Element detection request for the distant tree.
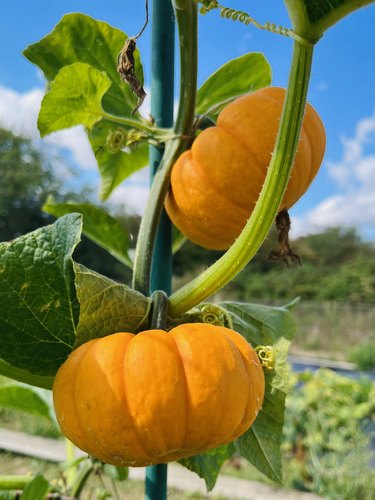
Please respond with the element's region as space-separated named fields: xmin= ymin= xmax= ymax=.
xmin=293 ymin=227 xmax=373 ymax=265
xmin=0 ymin=128 xmax=131 ymax=283
xmin=225 ymin=228 xmax=375 ymax=303
xmin=0 ymin=128 xmax=61 ymax=240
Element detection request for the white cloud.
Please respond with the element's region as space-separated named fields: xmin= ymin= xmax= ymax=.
xmin=0 ymin=83 xmax=155 ymax=211
xmin=46 ymin=128 xmax=97 ymax=170
xmin=291 ymin=111 xmax=375 ymax=239
xmin=0 ymin=84 xmax=97 ymax=170
xmin=107 ymin=168 xmax=150 ymax=215
xmin=0 ymin=85 xmax=42 ymax=138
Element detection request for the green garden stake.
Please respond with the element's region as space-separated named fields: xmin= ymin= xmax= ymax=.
xmin=145 ymin=0 xmax=175 ymax=498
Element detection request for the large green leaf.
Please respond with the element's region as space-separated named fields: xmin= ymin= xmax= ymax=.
xmin=221 ymin=302 xmax=295 ymax=346
xmin=38 ymin=62 xmax=111 ymax=137
xmin=179 ymin=443 xmax=235 ymax=492
xmin=220 ymin=302 xmax=295 ymax=483
xmin=0 ymin=383 xmax=54 ymax=422
xmin=23 ymin=12 xmax=141 ymax=115
xmin=88 ymin=120 xmax=149 ymax=201
xmin=43 ymin=196 xmax=132 ymax=268
xmin=74 ymin=263 xmax=150 ymax=347
xmin=196 ymin=53 xmax=272 ymax=119
xmin=0 ymin=214 xmax=81 ymax=376
xmin=284 ymin=0 xmax=375 ymax=41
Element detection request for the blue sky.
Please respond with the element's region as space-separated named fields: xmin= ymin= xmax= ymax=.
xmin=0 ymin=1 xmax=374 ymax=239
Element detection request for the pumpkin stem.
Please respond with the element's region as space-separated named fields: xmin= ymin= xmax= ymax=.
xmin=150 ymin=290 xmax=169 ymax=330
xmin=268 ymin=209 xmax=301 ymax=266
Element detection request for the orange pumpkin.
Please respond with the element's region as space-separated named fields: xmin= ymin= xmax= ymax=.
xmin=165 ymin=86 xmax=326 ymax=250
xmin=53 ymin=323 xmax=265 ymax=467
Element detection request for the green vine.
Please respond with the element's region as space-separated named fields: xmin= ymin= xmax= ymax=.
xmin=168 ymin=39 xmax=314 ymax=317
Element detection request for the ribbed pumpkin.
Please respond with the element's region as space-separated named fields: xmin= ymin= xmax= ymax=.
xmin=53 ymin=323 xmax=265 ymax=467
xmin=165 ymin=86 xmax=326 ymax=250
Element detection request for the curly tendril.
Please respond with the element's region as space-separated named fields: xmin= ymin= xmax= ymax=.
xmin=197 ymin=1 xmax=312 ymax=46
xmin=106 ymin=128 xmax=127 ymax=153
xmin=199 ymin=304 xmax=233 ymax=329
xmin=255 ymin=345 xmax=276 ymax=371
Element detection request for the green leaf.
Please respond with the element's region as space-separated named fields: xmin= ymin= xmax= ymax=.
xmin=88 ymin=120 xmax=149 ymax=201
xmin=23 ymin=12 xmax=142 ymax=116
xmin=0 ymin=383 xmax=54 ymax=422
xmin=221 ymin=302 xmax=295 ymax=483
xmin=38 ymin=62 xmax=111 ymax=137
xmin=238 ymin=338 xmax=290 ymax=483
xmin=74 ymin=263 xmax=150 ymax=347
xmin=221 ymin=302 xmax=295 ymax=345
xmin=196 ymin=53 xmax=272 ymax=119
xmin=20 ymin=475 xmax=50 ymax=500
xmin=43 ymin=196 xmax=132 ymax=268
xmin=284 ymin=0 xmax=375 ymax=41
xmin=24 ymin=13 xmax=147 ymax=200
xmin=179 ymin=443 xmax=236 ymax=492
xmin=102 ymin=464 xmax=129 ymax=482
xmin=0 ymin=214 xmax=81 ymax=376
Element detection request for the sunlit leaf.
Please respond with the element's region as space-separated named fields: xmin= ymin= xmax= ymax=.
xmin=23 ymin=12 xmax=141 ymax=115
xmin=24 ymin=13 xmax=147 ymax=199
xmin=38 ymin=63 xmax=111 ymax=137
xmin=196 ymin=53 xmax=272 ymax=119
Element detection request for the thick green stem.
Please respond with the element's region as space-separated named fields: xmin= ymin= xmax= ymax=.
xmin=0 ymin=476 xmax=32 ymax=490
xmin=168 ymin=40 xmax=314 ymax=318
xmin=64 ymin=439 xmax=78 ymax=491
xmin=132 ymin=1 xmax=198 ymax=295
xmin=70 ymin=459 xmax=94 ymax=499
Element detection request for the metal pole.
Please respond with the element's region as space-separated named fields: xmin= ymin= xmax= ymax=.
xmin=145 ymin=0 xmax=175 ymax=498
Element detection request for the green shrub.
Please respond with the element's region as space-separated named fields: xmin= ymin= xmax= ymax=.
xmin=283 ymin=369 xmax=375 ymax=499
xmin=349 ymin=341 xmax=375 ymax=371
